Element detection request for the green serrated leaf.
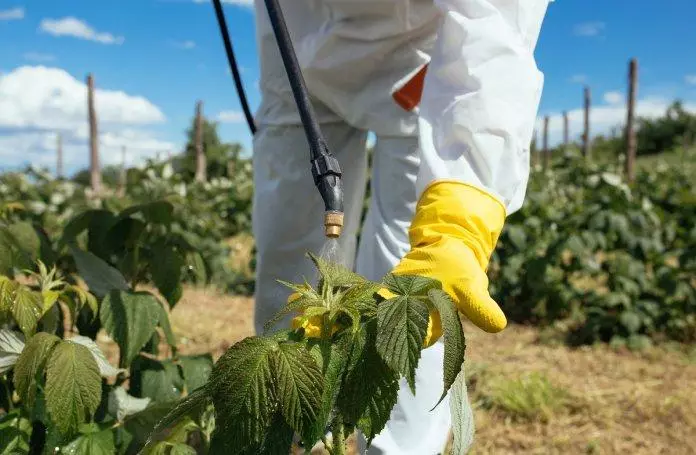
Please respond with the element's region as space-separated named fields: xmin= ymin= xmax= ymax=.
xmin=118 ymin=201 xmax=174 ymax=225
xmin=69 ymin=335 xmax=125 ymax=377
xmin=123 ymin=401 xmax=177 ymax=452
xmin=209 ymin=337 xmax=277 ymax=452
xmin=179 ymin=354 xmax=213 ymax=392
xmin=130 ymin=357 xmax=185 ymax=403
xmin=70 ymin=246 xmax=130 ymax=297
xmin=100 ymin=291 xmax=161 ymax=366
xmin=148 ymin=387 xmax=210 ymax=445
xmin=156 ymin=303 xmax=177 ymax=350
xmin=336 ymin=320 xmax=399 ymax=446
xmin=0 ymin=410 xmax=32 ymax=455
xmin=13 ymin=332 xmax=61 ymax=408
xmin=150 ymin=243 xmax=184 ymax=308
xmin=339 ymin=282 xmax=380 ymax=316
xmin=61 ymin=426 xmax=115 ymax=454
xmin=209 ymin=411 xmax=293 ymax=455
xmin=10 ymin=285 xmax=43 ymax=337
xmin=304 ymin=337 xmax=351 ymax=445
xmin=263 ymin=283 xmax=322 ymax=333
xmin=382 ymin=274 xmax=441 ymax=297
xmin=428 ymin=289 xmax=465 ymax=408
xmin=376 ymin=295 xmax=429 ymax=391
xmin=307 ymin=252 xmax=365 ymax=289
xmin=272 ymin=342 xmax=323 ymax=435
xmin=6 ymin=222 xmax=41 ymax=269
xmin=45 ymin=340 xmax=102 ymax=435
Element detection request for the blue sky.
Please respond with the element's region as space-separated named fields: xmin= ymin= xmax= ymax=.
xmin=1 ymin=0 xmax=696 ymax=174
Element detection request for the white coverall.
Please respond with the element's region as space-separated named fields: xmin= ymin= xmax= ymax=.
xmin=251 ymin=1 xmax=550 ymax=453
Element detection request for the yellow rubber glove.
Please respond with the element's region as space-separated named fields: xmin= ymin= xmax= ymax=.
xmin=290 ymin=180 xmax=507 ymax=346
xmin=387 ymin=180 xmax=508 ymax=347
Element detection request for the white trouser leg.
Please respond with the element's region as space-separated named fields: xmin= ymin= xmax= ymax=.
xmin=355 ymin=135 xmax=456 ymax=455
xmin=252 ymin=122 xmax=368 ymax=335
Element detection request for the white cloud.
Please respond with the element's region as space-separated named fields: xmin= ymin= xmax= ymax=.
xmin=173 ymin=40 xmax=196 ymax=50
xmin=23 ymin=52 xmax=56 ymax=63
xmin=685 ymin=74 xmax=696 ymax=86
xmin=217 ymin=110 xmax=245 ymax=123
xmin=0 ymin=66 xmax=171 ymax=172
xmin=193 ymin=0 xmax=253 ymax=7
xmin=39 ymin=17 xmax=124 ymax=45
xmin=573 ymin=21 xmax=606 ymax=37
xmin=0 ymin=7 xmax=24 ymax=21
xmin=603 ymin=91 xmax=623 ymax=105
xmin=536 ymin=97 xmax=696 ymax=148
xmin=569 ymin=74 xmax=587 ymax=84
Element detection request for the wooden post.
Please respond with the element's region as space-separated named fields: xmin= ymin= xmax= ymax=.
xmin=625 ymin=58 xmax=638 ymax=183
xmin=543 ymin=116 xmax=550 ymax=170
xmin=56 ymin=132 xmax=63 ymax=179
xmin=582 ymin=87 xmax=591 ymax=159
xmin=194 ymin=100 xmax=206 ymax=183
xmin=563 ymin=111 xmax=569 ymax=147
xmin=87 ymin=74 xmax=101 ymax=193
xmin=531 ymin=129 xmax=538 ymax=168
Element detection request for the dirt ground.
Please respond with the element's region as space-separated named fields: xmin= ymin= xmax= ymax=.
xmin=98 ymin=286 xmax=696 ymax=454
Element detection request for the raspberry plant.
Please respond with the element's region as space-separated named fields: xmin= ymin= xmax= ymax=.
xmin=147 ymin=253 xmax=469 ymax=454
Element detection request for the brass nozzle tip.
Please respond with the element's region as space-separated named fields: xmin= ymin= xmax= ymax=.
xmin=324 ymin=211 xmax=344 ymax=238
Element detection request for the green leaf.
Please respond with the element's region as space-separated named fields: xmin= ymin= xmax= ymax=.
xmin=119 ymin=201 xmax=174 ymax=225
xmin=100 ymin=291 xmax=161 ymax=366
xmin=10 ymin=285 xmax=43 ymax=337
xmin=6 ymin=222 xmax=41 ymax=269
xmin=148 ymin=387 xmax=210 ymax=445
xmin=61 ymin=426 xmax=115 ymax=454
xmin=428 ymin=289 xmax=466 ymax=408
xmin=449 ymin=369 xmax=474 ymax=454
xmin=156 ymin=304 xmax=177 ymax=350
xmin=376 ymin=295 xmax=429 ymax=391
xmin=336 ymin=320 xmax=398 ymax=446
xmin=45 ymin=340 xmax=102 ymax=435
xmin=209 ymin=412 xmax=293 ymax=455
xmin=505 ymin=225 xmax=527 ymax=250
xmin=304 ymin=337 xmax=351 ymax=445
xmin=179 ymin=354 xmax=213 ymax=392
xmin=130 ymin=357 xmax=185 ymax=403
xmin=338 ymin=282 xmax=381 ymax=316
xmin=13 ymin=332 xmax=61 ymax=408
xmin=183 ymin=251 xmax=207 ymax=285
xmin=209 ymin=337 xmax=277 ymax=452
xmin=0 ymin=411 xmax=32 ymax=455
xmin=123 ymin=401 xmax=178 ymax=452
xmin=60 ymin=210 xmax=112 ymax=246
xmin=146 ymin=441 xmax=196 ymax=455
xmin=70 ymin=246 xmax=129 ymax=297
xmin=263 ymin=282 xmax=322 ymax=333
xmin=382 ymin=273 xmax=441 ymax=297
xmin=150 ymin=244 xmax=184 ymax=307
xmin=619 ymin=311 xmax=642 ymax=334
xmin=307 ymin=252 xmax=365 ymax=289
xmin=272 ymin=342 xmax=323 ymax=435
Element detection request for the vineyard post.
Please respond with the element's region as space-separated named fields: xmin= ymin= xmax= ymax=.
xmin=56 ymin=132 xmax=63 ymax=180
xmin=625 ymin=58 xmax=638 ymax=183
xmin=543 ymin=115 xmax=550 ymax=170
xmin=582 ymin=86 xmax=591 ymax=159
xmin=531 ymin=129 xmax=538 ymax=169
xmin=87 ymin=73 xmax=102 ymax=193
xmin=563 ymin=111 xmax=569 ymax=148
xmin=195 ymin=100 xmax=207 ymax=183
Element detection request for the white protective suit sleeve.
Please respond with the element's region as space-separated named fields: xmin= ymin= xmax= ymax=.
xmin=417 ymin=0 xmax=551 ymax=215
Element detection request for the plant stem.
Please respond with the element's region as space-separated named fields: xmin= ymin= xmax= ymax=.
xmin=331 ymin=415 xmax=346 ymax=455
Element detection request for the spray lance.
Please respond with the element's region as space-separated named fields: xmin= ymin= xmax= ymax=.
xmin=211 ymin=0 xmax=344 ymax=238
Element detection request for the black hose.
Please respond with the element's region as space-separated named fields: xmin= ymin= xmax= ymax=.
xmin=262 ymin=0 xmax=343 ymax=214
xmin=211 ymin=0 xmax=257 ymax=135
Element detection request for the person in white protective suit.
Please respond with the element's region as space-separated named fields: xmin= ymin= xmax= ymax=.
xmin=251 ymin=0 xmax=551 ymax=453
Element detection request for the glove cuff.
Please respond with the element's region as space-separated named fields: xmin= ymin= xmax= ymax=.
xmin=409 ymin=180 xmax=506 ymax=268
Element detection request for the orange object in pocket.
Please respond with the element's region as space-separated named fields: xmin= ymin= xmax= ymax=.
xmin=392 ymin=64 xmax=428 ymax=111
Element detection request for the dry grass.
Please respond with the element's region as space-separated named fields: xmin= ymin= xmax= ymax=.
xmin=97 ymin=287 xmax=696 ymax=454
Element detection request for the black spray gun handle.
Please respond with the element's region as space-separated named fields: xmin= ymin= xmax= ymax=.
xmin=262 ymin=0 xmax=345 ymax=238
